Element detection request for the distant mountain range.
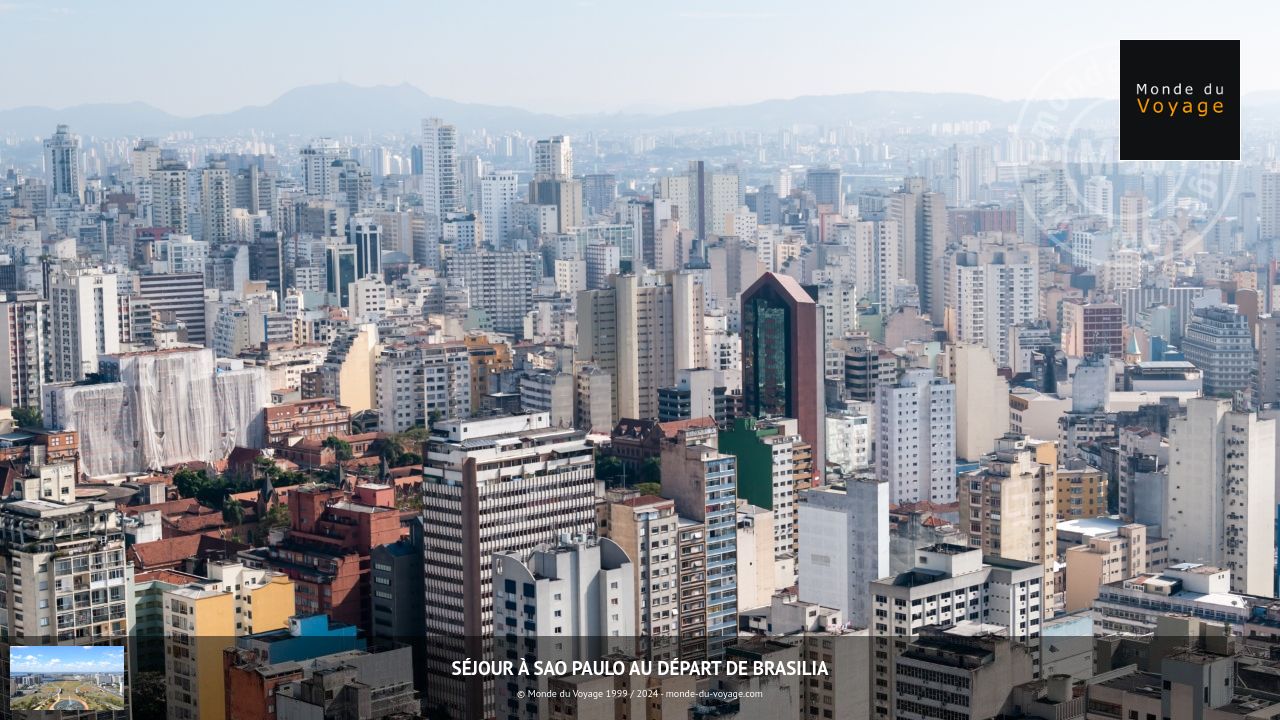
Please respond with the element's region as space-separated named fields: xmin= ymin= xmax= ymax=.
xmin=3 ymin=82 xmax=1280 ymax=138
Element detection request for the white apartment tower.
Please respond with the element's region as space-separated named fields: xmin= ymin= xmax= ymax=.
xmin=48 ymin=266 xmax=120 ymax=382
xmin=479 ymin=171 xmax=519 ymax=248
xmin=1164 ymin=397 xmax=1276 ymax=596
xmin=945 ymin=233 xmax=1038 ymax=368
xmin=876 ymin=368 xmax=957 ymax=504
xmin=421 ymin=118 xmax=460 ymax=244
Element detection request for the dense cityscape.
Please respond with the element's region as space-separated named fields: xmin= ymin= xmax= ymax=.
xmin=3 ymin=17 xmax=1280 ymax=719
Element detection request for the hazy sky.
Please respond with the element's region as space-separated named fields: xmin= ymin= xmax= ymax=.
xmin=9 ymin=645 xmax=124 ymax=674
xmin=0 ymin=0 xmax=1271 ymax=115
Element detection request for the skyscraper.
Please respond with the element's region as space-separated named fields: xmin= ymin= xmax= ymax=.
xmin=888 ymin=179 xmax=947 ymax=321
xmin=739 ymin=272 xmax=825 ymax=474
xmin=346 ymin=217 xmax=382 ymax=279
xmin=151 ymin=159 xmax=191 ymax=234
xmin=44 ymin=124 xmax=83 ymax=203
xmin=421 ymin=118 xmax=459 ymax=253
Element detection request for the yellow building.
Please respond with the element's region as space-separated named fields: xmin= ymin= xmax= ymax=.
xmin=1056 ymin=464 xmax=1108 ymax=519
xmin=162 ymin=561 xmax=294 ymax=720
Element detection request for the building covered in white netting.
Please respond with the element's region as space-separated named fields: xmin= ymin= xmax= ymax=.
xmin=42 ymin=347 xmax=268 ymax=478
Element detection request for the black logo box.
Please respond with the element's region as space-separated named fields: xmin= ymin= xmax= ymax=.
xmin=1120 ymin=39 xmax=1240 ymax=161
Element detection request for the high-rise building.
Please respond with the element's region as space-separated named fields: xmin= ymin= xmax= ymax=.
xmin=1256 ymin=314 xmax=1280 ymax=408
xmin=151 ymin=159 xmax=191 ymax=234
xmin=0 ymin=463 xmax=131 ymax=642
xmin=1164 ymin=397 xmax=1275 ymax=595
xmin=135 ymin=271 xmax=207 ymax=345
xmin=48 ymin=266 xmax=120 ymax=382
xmin=201 ymin=160 xmax=233 ymax=244
xmin=534 ymin=135 xmax=573 ymax=179
xmin=578 ymin=271 xmax=706 ymax=420
xmin=888 ymin=180 xmax=947 ymax=321
xmin=325 ymin=244 xmax=358 ymax=308
xmin=740 ymin=272 xmax=825 ymax=473
xmin=1084 ymin=175 xmax=1114 ymax=225
xmin=421 ymin=118 xmax=459 ymax=249
xmin=942 ymin=342 xmax=1011 ymax=462
xmin=44 ymin=124 xmax=83 ymax=203
xmin=445 ymin=251 xmax=542 ymax=335
xmin=582 ymin=173 xmax=617 ymax=216
xmin=1261 ymin=171 xmax=1280 ymax=241
xmin=944 ymin=233 xmax=1038 ymax=368
xmin=877 ymin=368 xmax=957 ymax=504
xmin=958 ymin=434 xmax=1058 ymax=595
xmin=375 ymin=340 xmax=471 ymax=432
xmin=479 ymin=171 xmax=519 ymax=248
xmin=0 ymin=291 xmax=48 ymax=410
xmin=162 ymin=562 xmax=295 ymax=720
xmin=299 ymin=137 xmax=344 ymax=196
xmin=659 ymin=424 xmax=738 ymax=654
xmin=797 ymin=475 xmax=888 ymax=627
xmin=347 ymin=217 xmax=382 ymax=279
xmin=719 ymin=417 xmax=809 ymax=570
xmin=1061 ymin=299 xmax=1124 ymax=358
xmin=597 ymin=491 xmax=682 ymax=643
xmin=1182 ymin=304 xmax=1255 ymax=398
xmin=420 ymin=413 xmax=596 ymax=718
xmin=805 ymin=166 xmax=842 ymax=212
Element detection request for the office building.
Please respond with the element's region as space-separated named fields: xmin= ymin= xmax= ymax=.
xmin=740 ymin=272 xmax=825 ymax=473
xmin=445 ymin=251 xmax=542 ymax=335
xmin=1182 ymin=304 xmax=1255 ymax=398
xmin=420 ymin=413 xmax=596 ymax=718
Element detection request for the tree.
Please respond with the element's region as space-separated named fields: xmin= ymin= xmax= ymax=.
xmin=633 ymin=482 xmax=662 ymax=497
xmin=263 ymin=502 xmax=290 ymax=528
xmin=222 ymin=498 xmax=246 ymax=525
xmin=595 ymin=454 xmax=624 ymax=486
xmin=639 ymin=457 xmax=662 ymax=485
xmin=129 ymin=671 xmax=167 ymax=719
xmin=322 ymin=435 xmax=354 ymax=461
xmin=12 ymin=406 xmax=41 ymax=429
